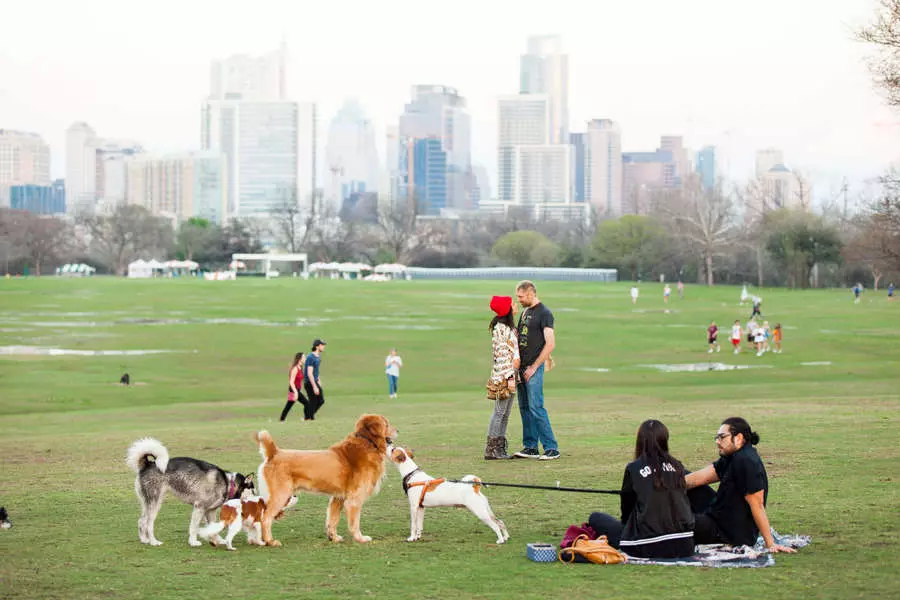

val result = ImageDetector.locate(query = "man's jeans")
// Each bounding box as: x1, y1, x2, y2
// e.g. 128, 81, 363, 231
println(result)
517, 364, 558, 451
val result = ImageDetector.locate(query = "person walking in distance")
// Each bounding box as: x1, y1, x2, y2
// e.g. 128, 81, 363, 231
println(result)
279, 352, 307, 421
677, 280, 684, 299
303, 339, 326, 420
385, 348, 403, 399
513, 281, 560, 460
485, 295, 519, 460
707, 322, 720, 353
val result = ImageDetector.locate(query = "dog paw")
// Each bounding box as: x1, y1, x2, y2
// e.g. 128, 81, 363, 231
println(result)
496, 539, 506, 544
329, 534, 344, 543
149, 539, 163, 546
267, 539, 282, 547
355, 535, 372, 543
406, 536, 419, 542
226, 546, 236, 551
188, 539, 202, 547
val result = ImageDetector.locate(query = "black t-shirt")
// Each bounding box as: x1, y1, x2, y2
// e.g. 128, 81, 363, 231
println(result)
517, 302, 554, 368
707, 445, 768, 546
620, 457, 694, 544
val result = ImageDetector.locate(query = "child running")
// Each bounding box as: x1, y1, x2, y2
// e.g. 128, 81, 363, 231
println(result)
707, 321, 721, 353
731, 320, 742, 354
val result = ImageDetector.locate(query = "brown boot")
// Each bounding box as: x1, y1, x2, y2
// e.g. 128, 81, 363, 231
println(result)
484, 436, 498, 460
494, 436, 512, 460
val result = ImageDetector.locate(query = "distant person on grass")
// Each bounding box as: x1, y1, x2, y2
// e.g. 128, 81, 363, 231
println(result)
707, 321, 720, 353
888, 282, 894, 301
630, 285, 639, 305
385, 348, 403, 399
773, 323, 783, 353
484, 295, 519, 460
588, 419, 694, 558
677, 280, 684, 299
303, 339, 326, 420
749, 296, 763, 319
514, 280, 560, 460
730, 320, 742, 354
663, 284, 671, 304
279, 352, 307, 421
686, 417, 796, 554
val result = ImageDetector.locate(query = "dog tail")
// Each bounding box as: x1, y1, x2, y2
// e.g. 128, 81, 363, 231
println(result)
198, 522, 225, 539
461, 475, 482, 495
125, 438, 169, 473
253, 430, 278, 463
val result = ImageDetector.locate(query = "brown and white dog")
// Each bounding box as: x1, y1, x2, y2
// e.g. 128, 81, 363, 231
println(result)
253, 414, 397, 547
199, 494, 298, 550
388, 445, 510, 544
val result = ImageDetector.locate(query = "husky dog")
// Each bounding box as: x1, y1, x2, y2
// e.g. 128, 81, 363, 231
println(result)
126, 438, 255, 547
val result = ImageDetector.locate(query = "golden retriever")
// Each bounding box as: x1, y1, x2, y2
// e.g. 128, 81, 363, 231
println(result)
253, 414, 397, 547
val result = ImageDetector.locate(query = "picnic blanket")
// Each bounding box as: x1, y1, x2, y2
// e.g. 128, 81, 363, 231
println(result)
624, 530, 811, 568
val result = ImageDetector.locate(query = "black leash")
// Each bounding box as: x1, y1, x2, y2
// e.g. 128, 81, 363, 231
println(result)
446, 479, 621, 495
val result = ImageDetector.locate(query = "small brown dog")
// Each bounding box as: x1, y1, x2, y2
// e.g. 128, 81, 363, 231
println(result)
253, 414, 397, 547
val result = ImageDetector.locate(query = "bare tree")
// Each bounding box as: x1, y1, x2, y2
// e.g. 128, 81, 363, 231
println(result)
857, 0, 900, 108
0, 210, 73, 275
661, 180, 735, 285
376, 196, 425, 263
79, 204, 174, 275
737, 177, 782, 287
271, 189, 315, 252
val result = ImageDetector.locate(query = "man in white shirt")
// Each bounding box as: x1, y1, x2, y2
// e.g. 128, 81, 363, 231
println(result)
385, 349, 403, 399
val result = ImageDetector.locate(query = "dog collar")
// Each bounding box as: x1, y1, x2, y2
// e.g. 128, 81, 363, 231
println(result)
354, 432, 379, 449
401, 469, 421, 495
225, 475, 238, 500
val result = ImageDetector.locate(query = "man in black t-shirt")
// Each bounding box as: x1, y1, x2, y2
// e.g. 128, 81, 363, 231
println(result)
512, 280, 559, 460
686, 417, 796, 553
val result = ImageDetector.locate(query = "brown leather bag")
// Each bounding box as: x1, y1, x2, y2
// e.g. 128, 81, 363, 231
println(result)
486, 378, 513, 401
558, 534, 627, 565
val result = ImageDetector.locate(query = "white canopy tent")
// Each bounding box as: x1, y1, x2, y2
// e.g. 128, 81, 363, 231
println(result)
127, 259, 153, 279
56, 263, 97, 277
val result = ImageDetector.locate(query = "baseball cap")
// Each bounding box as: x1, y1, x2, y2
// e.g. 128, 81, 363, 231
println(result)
312, 338, 327, 350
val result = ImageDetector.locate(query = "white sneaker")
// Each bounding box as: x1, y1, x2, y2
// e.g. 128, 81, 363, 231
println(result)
716, 347, 721, 353
756, 352, 762, 357
708, 348, 713, 354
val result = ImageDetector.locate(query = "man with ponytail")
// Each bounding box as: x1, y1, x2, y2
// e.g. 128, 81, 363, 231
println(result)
686, 417, 796, 553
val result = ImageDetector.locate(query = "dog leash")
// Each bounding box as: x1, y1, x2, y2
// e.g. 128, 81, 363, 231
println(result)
446, 479, 621, 495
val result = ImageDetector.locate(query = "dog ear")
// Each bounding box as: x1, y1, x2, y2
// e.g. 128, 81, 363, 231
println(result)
407, 449, 415, 459
391, 448, 406, 463
244, 473, 254, 484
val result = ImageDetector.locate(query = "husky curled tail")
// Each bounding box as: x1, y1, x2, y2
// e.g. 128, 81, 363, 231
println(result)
126, 438, 169, 474
253, 430, 278, 502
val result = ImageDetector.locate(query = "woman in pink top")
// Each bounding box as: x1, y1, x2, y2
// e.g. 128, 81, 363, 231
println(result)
279, 352, 307, 421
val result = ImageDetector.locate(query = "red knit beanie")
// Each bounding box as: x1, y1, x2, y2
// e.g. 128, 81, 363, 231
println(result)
490, 295, 513, 317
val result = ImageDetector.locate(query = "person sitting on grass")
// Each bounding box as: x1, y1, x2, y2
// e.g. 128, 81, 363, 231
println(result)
686, 417, 796, 554
588, 419, 694, 558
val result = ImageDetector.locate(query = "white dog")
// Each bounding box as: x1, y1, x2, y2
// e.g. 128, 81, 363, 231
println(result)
387, 445, 509, 544
199, 494, 298, 550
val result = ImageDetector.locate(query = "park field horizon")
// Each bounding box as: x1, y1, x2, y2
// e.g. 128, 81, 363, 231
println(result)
0, 277, 897, 599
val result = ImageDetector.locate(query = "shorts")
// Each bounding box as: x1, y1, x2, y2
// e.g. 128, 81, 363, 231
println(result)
731, 338, 740, 346
708, 337, 717, 344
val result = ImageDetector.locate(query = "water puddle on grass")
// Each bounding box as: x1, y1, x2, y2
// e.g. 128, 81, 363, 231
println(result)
801, 361, 832, 366
578, 367, 611, 373
632, 309, 681, 314
640, 363, 773, 373
0, 346, 188, 357
369, 324, 443, 330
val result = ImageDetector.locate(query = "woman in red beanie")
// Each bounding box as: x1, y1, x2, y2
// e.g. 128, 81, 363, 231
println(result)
485, 295, 519, 459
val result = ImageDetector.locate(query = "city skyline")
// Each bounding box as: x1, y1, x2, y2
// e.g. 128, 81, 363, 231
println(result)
2, 0, 898, 202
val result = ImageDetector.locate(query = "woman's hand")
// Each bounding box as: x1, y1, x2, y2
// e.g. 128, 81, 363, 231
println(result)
507, 377, 516, 391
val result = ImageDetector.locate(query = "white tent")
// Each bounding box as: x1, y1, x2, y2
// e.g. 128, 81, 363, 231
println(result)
56, 263, 96, 277
127, 259, 153, 279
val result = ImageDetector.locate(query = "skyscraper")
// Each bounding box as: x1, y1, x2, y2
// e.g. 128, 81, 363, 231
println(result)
397, 85, 472, 214
201, 44, 316, 218
570, 132, 586, 203
64, 123, 142, 215
695, 146, 717, 190
497, 94, 573, 206
585, 119, 623, 216
126, 152, 227, 223
0, 129, 50, 207
326, 99, 379, 215
65, 122, 96, 214
520, 35, 569, 145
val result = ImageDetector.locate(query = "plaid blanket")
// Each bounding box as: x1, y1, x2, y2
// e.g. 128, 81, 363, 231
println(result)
625, 531, 811, 568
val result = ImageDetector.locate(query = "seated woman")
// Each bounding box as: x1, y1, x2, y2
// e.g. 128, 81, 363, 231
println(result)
588, 419, 695, 558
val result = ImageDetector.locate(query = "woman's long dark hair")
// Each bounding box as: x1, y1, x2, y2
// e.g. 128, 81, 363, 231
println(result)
489, 311, 515, 332
290, 352, 305, 370
633, 419, 685, 490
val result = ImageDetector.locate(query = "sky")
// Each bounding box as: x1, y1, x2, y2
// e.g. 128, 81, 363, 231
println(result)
1, 0, 898, 204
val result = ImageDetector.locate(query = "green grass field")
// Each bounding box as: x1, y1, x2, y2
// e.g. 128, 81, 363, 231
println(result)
0, 277, 897, 599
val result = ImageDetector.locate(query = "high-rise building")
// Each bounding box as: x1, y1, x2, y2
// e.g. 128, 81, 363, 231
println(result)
209, 43, 287, 101
326, 99, 379, 215
64, 122, 142, 214
659, 135, 691, 185
399, 137, 448, 215
695, 145, 717, 190
126, 152, 227, 223
497, 94, 573, 206
10, 179, 65, 214
755, 148, 784, 180
471, 164, 492, 206
584, 119, 623, 215
65, 122, 97, 214
201, 44, 316, 219
520, 35, 569, 144
622, 150, 675, 215
397, 85, 472, 213
0, 129, 51, 207
202, 99, 315, 217
570, 132, 586, 203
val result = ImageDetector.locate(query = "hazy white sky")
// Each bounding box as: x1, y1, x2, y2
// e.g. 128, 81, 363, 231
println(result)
1, 0, 897, 200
